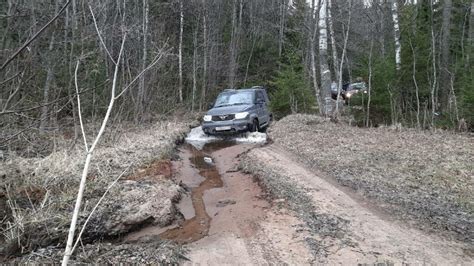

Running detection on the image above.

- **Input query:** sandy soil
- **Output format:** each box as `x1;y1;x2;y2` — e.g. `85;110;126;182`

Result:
245;144;473;264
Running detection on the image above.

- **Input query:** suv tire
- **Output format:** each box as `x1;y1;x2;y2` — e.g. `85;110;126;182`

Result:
249;119;259;132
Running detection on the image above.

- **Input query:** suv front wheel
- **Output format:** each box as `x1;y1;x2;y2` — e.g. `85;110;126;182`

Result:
249;119;259;132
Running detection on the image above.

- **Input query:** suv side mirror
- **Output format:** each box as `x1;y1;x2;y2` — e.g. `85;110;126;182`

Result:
208;103;214;109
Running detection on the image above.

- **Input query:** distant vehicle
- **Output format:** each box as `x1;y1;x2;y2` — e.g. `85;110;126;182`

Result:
331;82;367;103
201;87;272;135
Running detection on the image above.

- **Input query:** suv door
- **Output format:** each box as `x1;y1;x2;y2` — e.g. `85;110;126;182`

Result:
255;90;268;125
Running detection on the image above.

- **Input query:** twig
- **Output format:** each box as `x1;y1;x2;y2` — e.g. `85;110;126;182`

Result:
114;52;167;99
88;4;116;65
74;60;89;151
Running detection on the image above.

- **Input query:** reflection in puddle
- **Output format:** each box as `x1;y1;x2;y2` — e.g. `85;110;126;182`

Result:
159;141;235;244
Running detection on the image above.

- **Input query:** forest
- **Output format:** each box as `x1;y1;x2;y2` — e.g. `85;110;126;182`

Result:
1;0;473;148
1;0;474;264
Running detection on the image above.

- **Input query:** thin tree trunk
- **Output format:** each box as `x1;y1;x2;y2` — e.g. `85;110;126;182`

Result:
410;39;421;128
200;0;208;111
327;0;338;78
243;36;256;86
40;33;56;130
310;0;322;113
468;2;474;67
178;0;184;103
366;39;373;127
430;1;437;127
192;26;197;111
439;0;452;112
278;0;287;59
137;0;149;121
62;35;127;266
228;0;238;88
391;0;401;72
335;0;352;117
319;0;332;116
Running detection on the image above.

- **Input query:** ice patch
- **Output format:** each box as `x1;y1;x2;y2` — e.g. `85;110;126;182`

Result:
184;126;267;149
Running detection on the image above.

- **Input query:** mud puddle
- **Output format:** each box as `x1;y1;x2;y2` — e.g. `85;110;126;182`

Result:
123;140;244;244
159;141;235;244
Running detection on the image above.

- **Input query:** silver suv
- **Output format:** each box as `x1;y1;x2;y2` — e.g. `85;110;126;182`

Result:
202;87;272;135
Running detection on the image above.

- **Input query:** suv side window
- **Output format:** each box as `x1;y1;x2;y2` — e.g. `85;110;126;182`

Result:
256;91;264;103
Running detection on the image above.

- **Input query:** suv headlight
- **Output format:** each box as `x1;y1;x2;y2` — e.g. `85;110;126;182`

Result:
234;112;249;119
203;115;212;122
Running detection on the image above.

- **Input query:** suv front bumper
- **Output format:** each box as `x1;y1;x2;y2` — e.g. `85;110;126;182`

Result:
202;119;249;135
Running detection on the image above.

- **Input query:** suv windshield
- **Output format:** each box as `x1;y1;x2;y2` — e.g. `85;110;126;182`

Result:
214;91;254;107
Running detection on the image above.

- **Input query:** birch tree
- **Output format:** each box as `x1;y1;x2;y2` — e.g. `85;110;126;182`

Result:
319;0;332;116
391;0;401;72
310;0;322;112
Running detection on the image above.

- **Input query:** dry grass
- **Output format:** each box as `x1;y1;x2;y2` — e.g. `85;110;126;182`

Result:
268;114;473;244
0;118;194;256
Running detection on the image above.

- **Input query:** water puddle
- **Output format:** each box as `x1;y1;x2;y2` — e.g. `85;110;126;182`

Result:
159;141;235;244
124;127;267;244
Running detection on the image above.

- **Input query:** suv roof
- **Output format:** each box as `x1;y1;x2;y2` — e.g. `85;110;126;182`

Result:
222;87;266;93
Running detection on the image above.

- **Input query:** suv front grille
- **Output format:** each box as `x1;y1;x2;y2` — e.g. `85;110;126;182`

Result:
212;114;235;121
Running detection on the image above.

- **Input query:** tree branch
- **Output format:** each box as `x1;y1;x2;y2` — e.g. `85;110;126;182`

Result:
0;1;71;72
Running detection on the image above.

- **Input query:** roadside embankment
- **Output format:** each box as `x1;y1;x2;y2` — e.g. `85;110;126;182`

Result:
252;114;474;245
1;119;196;263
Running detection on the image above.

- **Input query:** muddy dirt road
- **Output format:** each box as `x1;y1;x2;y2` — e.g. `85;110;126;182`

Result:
125;130;472;264
126;140;311;264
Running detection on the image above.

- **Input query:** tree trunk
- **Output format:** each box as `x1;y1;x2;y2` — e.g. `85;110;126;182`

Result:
430;1;438;126
391;0;401;72
200;0;208;111
278;0;287;58
367;39;373;127
310;0;322;113
327;0;338;79
40;32;56;130
228;0;238;88
469;2;474;66
192;25;198;111
137;0;149;121
319;0;332;116
178;0;184;103
335;0;352;117
439;0;452;112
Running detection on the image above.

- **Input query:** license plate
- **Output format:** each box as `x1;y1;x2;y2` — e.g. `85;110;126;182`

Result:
215;126;231;131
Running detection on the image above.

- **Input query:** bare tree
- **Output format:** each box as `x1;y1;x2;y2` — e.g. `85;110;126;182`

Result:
62;35;127;266
178;0;184;103
391;0;401;72
439;0;452;112
310;0;322;113
327;0;338;78
137;0;149;121
200;0;208;111
335;0;352;117
319;0;332;116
